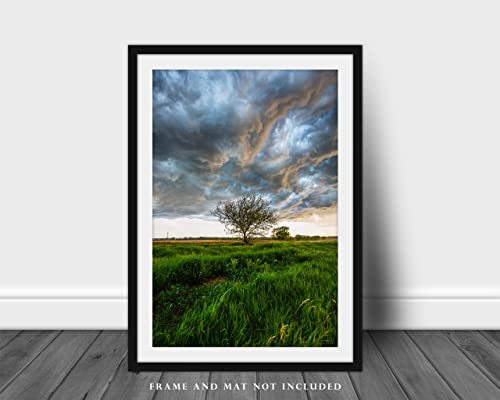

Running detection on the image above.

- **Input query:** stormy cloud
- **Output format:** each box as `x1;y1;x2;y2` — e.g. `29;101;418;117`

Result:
153;70;337;236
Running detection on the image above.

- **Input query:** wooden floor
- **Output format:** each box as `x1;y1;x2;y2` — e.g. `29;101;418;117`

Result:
0;331;499;399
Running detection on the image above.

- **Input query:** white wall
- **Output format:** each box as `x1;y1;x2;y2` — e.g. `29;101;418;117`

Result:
1;0;499;329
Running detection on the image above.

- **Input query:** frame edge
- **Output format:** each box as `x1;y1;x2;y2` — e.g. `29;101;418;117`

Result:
128;44;363;371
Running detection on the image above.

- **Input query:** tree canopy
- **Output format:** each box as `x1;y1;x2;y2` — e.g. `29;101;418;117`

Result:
211;194;277;243
272;226;291;240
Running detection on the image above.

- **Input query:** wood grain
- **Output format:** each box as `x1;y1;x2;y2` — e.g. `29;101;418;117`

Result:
305;371;358;400
349;333;408;400
259;372;307;400
0;331;20;350
100;354;161;400
0;330;497;399
446;330;500;390
0;331;60;391
408;331;500;399
0;331;98;400
480;331;500;351
371;331;459;400
155;372;210;400
207;372;257;400
49;331;127;400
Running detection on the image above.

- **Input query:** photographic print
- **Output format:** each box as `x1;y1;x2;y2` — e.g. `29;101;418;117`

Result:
129;46;362;370
152;69;339;348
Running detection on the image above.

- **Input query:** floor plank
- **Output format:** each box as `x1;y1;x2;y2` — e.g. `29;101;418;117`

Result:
0;331;60;392
349;333;408;400
0;330;498;400
207;372;257;400
0;331;20;350
446;331;500;390
370;331;459;400
305;371;358;400
49;331;127;400
259;372;307;400
480;331;500;351
100;355;161;400
0;331;99;400
408;331;500;399
155;372;210;400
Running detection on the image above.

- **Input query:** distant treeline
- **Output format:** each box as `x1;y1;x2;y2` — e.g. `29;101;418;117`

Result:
295;235;325;241
154;236;238;241
153;235;337;241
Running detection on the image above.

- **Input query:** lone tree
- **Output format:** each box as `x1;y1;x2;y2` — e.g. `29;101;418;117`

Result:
272;226;291;240
211;194;277;244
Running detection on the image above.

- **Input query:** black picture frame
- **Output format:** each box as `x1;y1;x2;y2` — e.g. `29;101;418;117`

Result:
128;45;362;371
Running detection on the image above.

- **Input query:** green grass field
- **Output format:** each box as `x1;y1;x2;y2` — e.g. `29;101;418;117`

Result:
153;241;337;347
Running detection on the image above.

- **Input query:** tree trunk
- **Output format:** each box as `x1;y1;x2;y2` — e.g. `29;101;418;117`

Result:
243;233;249;244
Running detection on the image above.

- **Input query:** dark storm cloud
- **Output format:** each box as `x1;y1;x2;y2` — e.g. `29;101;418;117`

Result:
153;70;337;220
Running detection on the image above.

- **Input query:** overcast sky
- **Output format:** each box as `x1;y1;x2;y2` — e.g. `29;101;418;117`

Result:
152;70;338;238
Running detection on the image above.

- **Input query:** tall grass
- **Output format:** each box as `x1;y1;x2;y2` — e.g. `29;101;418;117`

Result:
153;241;337;347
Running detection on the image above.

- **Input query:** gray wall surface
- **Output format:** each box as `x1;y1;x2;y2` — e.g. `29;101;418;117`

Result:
0;0;498;328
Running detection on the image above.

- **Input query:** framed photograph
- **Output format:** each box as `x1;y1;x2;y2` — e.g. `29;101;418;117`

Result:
129;45;362;371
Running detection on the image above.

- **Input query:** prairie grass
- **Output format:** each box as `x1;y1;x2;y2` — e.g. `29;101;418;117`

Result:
153;241;337;347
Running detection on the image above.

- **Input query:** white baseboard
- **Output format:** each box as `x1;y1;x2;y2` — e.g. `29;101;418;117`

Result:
0;298;127;329
363;297;500;329
1;297;499;329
